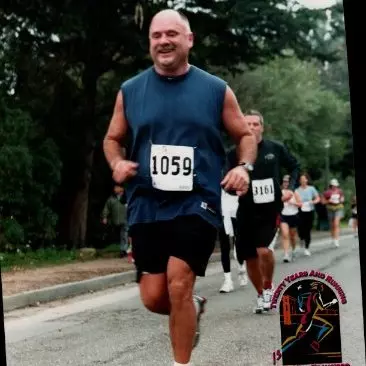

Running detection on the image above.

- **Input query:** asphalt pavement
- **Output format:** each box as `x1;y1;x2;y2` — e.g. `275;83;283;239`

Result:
4;235;365;366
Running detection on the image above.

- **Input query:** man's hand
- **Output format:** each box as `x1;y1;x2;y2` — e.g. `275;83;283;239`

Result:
102;218;107;225
282;191;293;202
221;166;250;196
112;159;139;184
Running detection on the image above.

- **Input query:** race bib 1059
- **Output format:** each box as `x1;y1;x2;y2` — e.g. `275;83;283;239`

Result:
150;144;194;191
252;178;275;204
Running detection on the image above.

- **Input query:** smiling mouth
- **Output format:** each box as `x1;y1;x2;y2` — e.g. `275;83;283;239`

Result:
158;49;175;54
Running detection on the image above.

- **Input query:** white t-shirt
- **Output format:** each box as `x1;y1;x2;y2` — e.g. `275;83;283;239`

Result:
221;189;239;218
295;185;318;212
281;192;299;216
221;190;239;237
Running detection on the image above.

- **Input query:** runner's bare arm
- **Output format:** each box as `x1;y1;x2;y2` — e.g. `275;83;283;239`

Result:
222;86;257;164
312;191;320;205
294;191;303;207
103;91;128;169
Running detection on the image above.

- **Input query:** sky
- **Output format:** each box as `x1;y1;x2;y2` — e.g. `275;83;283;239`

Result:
297;0;337;9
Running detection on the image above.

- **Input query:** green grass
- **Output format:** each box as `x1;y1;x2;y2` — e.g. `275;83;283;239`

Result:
0;244;122;272
99;243;121;254
0;248;78;272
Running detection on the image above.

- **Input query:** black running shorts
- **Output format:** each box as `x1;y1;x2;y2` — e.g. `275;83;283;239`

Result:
235;208;280;261
280;214;299;228
129;215;217;282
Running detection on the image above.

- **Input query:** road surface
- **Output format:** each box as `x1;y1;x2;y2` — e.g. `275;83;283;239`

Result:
4;235;365;366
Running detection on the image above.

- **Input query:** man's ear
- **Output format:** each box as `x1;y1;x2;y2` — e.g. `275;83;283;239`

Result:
188;32;194;47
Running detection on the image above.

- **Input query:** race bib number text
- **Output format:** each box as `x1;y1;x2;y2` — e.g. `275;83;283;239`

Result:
150;144;194;191
329;193;340;204
301;201;312;212
252;178;275;204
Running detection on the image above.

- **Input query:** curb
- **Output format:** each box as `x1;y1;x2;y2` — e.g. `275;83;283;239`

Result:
2;253;222;313
2;230;353;312
3;271;137;313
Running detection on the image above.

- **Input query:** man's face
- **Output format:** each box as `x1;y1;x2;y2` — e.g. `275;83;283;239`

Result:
149;13;193;72
244;115;263;143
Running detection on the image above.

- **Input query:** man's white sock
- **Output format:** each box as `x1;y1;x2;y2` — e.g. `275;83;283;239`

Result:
238;262;246;273
224;272;232;281
193;296;200;315
174;362;192;366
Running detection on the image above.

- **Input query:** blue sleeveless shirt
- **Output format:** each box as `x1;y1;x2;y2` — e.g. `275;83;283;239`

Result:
121;65;227;228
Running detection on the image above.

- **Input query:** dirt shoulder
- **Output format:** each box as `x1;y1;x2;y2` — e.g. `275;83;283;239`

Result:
1;230;350;297
1;258;134;296
2;247;222;297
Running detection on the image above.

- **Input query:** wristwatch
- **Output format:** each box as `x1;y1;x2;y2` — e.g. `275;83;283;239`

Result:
238;162;254;172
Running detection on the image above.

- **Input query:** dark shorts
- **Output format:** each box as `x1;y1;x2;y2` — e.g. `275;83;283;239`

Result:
280;214;298;228
129;215;217;282
235;209;280;261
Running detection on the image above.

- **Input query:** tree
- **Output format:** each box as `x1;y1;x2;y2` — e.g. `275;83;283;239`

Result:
0;92;61;250
0;0;343;247
221;56;349;180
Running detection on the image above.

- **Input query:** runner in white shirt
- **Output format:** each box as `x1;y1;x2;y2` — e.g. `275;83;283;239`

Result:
280;175;302;262
295;173;320;255
218;189;248;293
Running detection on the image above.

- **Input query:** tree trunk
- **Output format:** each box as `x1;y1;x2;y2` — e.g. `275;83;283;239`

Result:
67;3;102;248
68;132;95;248
68;66;97;248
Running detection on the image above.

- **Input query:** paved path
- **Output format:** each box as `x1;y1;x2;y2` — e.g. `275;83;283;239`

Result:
4;235;365;366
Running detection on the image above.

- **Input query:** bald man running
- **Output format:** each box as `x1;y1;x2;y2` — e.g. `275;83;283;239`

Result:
103;9;257;366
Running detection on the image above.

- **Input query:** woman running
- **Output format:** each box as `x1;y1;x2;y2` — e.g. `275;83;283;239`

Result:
322;179;345;247
280;175;302;262
295;173;320;256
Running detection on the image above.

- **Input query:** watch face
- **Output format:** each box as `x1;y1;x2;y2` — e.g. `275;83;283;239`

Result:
245;163;253;171
241;163;253;171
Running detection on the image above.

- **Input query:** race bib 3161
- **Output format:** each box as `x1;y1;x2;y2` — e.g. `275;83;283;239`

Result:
150;144;194;191
252;178;275;204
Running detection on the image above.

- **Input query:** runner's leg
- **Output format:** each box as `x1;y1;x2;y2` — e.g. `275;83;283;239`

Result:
167;257;196;364
140;273;170;314
130;221;170;313
232;217;247;286
236;212;264;312
257;214;279;310
168;215;216;362
280;218;291;262
219;225;231;273
332;210;342;247
218;225;234;292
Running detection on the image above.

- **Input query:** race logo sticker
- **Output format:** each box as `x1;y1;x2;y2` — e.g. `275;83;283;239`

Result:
271;270;349;366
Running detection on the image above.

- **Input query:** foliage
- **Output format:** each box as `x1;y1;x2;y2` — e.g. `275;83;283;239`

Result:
221;56;349;182
0;0;349;248
0;94;61;250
